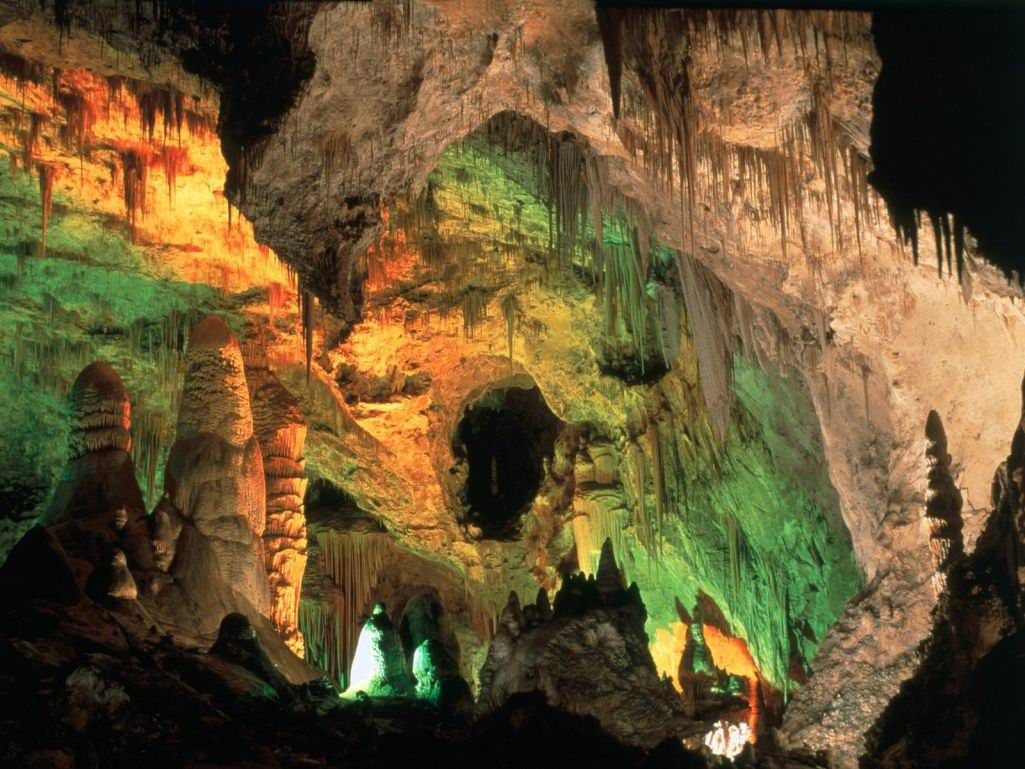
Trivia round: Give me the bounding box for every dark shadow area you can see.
[870,9,1025,278]
[454,386,559,540]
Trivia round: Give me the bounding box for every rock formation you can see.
[246,349,309,656]
[863,379,1025,768]
[209,612,294,701]
[477,539,695,748]
[24,361,153,608]
[159,317,270,615]
[347,603,416,697]
[45,362,146,530]
[0,4,1022,768]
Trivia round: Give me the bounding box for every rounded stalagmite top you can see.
[69,361,132,458]
[178,316,254,446]
[189,316,236,350]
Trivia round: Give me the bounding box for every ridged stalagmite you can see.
[46,361,146,529]
[245,347,309,655]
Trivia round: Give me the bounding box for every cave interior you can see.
[0,2,1024,768]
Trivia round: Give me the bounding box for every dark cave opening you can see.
[453,386,559,540]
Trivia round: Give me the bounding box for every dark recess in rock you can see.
[453,386,560,540]
[870,9,1025,279]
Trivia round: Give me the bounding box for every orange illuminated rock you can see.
[246,350,309,655]
[162,317,270,615]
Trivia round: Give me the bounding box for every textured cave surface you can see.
[0,2,1024,768]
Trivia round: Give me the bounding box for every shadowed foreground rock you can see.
[862,384,1025,768]
[477,539,698,748]
[0,535,717,768]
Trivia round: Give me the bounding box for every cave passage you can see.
[454,386,559,540]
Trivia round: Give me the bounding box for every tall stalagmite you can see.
[246,349,309,655]
[160,317,270,614]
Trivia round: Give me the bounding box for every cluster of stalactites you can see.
[302,529,391,688]
[0,50,212,252]
[600,8,882,270]
[392,111,666,372]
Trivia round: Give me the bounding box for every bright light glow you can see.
[346,604,388,694]
[704,720,751,759]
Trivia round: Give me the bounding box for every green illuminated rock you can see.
[347,603,416,697]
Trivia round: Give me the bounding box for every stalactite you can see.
[0,52,47,90]
[610,10,875,269]
[22,112,44,169]
[645,419,666,545]
[462,286,489,340]
[37,163,56,258]
[301,529,391,689]
[596,7,625,119]
[57,89,94,155]
[120,146,150,242]
[501,293,517,361]
[160,146,187,206]
[320,129,354,193]
[301,287,314,381]
[130,82,185,143]
[676,251,733,441]
[571,493,630,581]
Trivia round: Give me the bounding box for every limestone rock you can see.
[85,549,138,602]
[246,353,309,656]
[477,550,693,748]
[0,525,81,606]
[163,317,270,615]
[45,362,146,535]
[209,612,293,699]
[863,377,1025,768]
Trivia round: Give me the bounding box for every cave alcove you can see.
[398,593,461,668]
[453,385,560,540]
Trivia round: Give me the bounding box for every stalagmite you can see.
[160,316,270,614]
[924,410,964,593]
[347,603,416,696]
[246,347,309,655]
[46,362,148,534]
